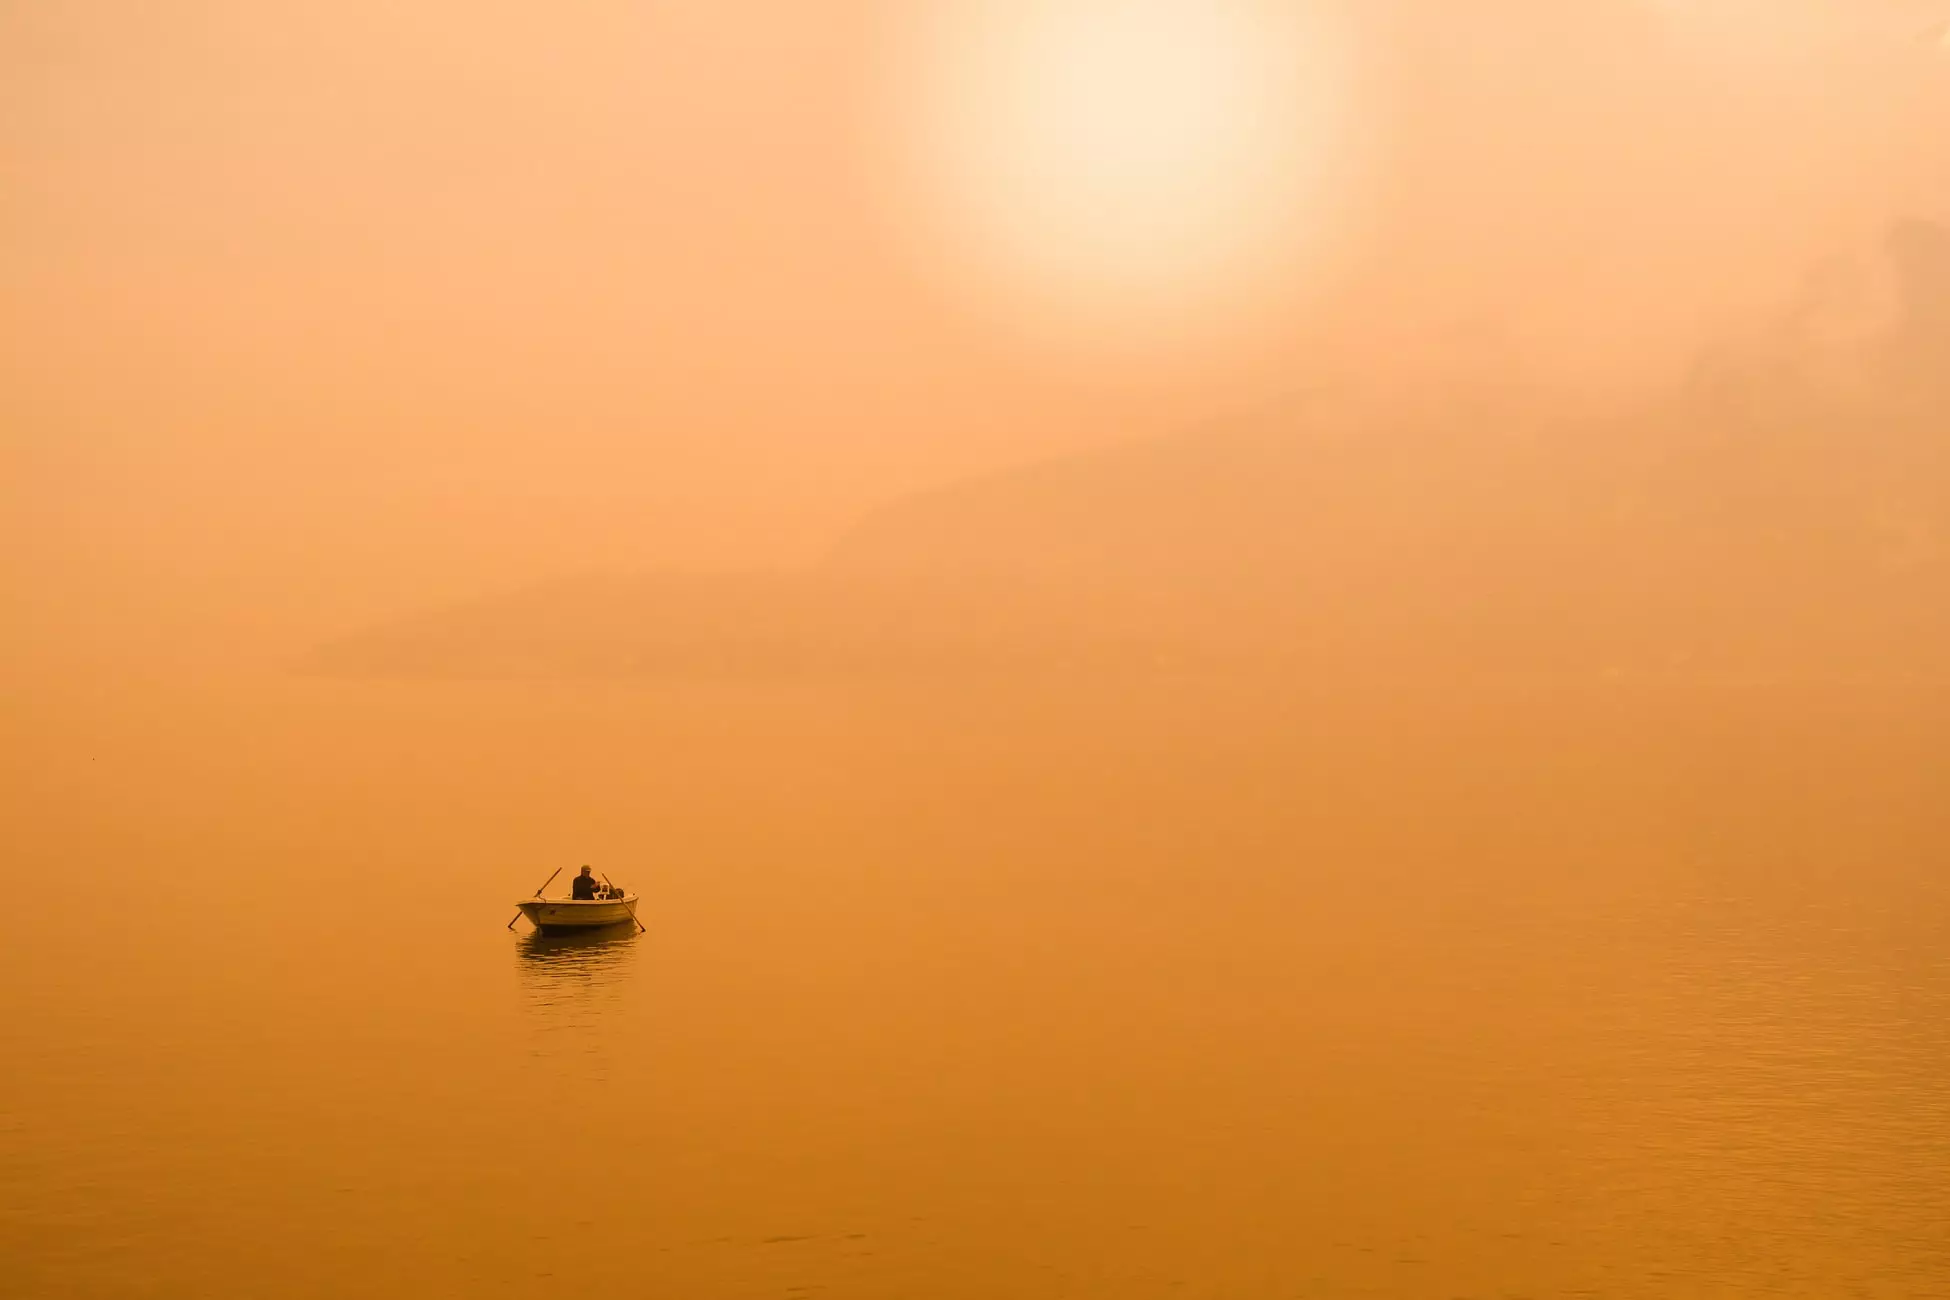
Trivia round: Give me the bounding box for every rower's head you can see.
[579,865,593,877]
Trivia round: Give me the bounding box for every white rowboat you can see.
[514,894,640,934]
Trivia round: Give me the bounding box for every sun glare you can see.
[880,1,1357,352]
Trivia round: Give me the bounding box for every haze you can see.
[6,0,1945,664]
[5,3,1949,1298]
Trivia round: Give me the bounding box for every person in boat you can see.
[571,866,599,900]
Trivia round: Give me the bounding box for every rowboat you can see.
[514,893,640,934]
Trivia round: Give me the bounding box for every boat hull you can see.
[515,895,639,933]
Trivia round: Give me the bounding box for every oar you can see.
[507,867,563,930]
[601,871,647,932]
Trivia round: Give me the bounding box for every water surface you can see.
[4,672,1947,1297]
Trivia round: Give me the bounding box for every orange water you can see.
[5,672,1947,1298]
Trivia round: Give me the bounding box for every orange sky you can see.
[4,0,1945,664]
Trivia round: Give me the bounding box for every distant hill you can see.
[307,222,1950,683]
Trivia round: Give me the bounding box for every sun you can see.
[877,0,1358,352]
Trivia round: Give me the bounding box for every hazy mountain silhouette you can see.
[308,221,1950,683]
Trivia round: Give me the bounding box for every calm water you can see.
[4,671,1948,1298]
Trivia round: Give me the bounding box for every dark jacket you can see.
[571,874,597,900]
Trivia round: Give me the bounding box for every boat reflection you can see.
[514,922,642,1015]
